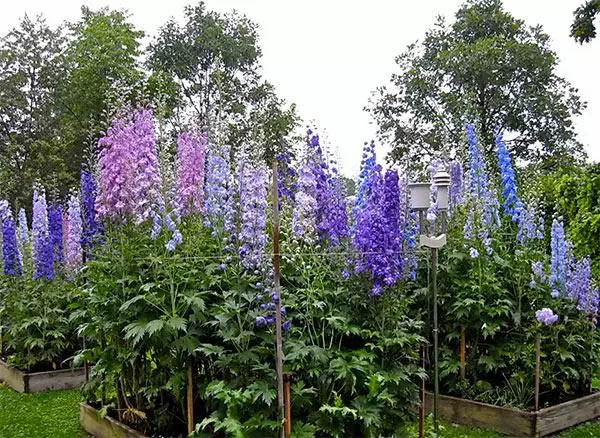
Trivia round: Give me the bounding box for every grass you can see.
[0,384,600,437]
[0,384,85,438]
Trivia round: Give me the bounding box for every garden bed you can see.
[424,391,600,436]
[0,359,87,393]
[80,403,149,438]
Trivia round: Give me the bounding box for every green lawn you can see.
[0,384,85,438]
[0,383,600,437]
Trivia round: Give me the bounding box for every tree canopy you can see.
[369,0,585,170]
[571,0,600,43]
[0,2,297,208]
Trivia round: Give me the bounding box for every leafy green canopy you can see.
[571,0,600,43]
[369,0,585,170]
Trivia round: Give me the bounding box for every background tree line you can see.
[0,2,299,210]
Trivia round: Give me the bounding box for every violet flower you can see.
[176,131,206,216]
[536,308,559,325]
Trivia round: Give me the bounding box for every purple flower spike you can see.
[176,131,206,216]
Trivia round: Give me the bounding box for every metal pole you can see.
[271,160,285,438]
[418,344,426,438]
[432,246,440,436]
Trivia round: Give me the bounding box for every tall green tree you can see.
[58,6,144,172]
[0,15,68,208]
[147,1,297,157]
[571,0,600,43]
[369,0,585,169]
[147,2,261,129]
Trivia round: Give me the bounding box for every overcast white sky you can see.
[1,0,598,175]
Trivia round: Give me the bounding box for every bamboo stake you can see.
[283,372,292,438]
[271,160,285,438]
[187,362,194,435]
[535,331,541,411]
[460,327,466,379]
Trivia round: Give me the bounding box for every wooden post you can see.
[272,159,285,438]
[283,372,292,437]
[418,344,426,438]
[115,378,123,421]
[187,362,194,435]
[590,316,595,394]
[460,327,466,379]
[535,332,541,411]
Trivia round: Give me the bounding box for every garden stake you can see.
[460,327,466,379]
[431,246,440,436]
[418,343,426,438]
[283,372,292,438]
[535,331,541,411]
[271,159,285,438]
[187,362,194,434]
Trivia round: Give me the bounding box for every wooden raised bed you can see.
[424,391,600,436]
[0,359,87,393]
[80,403,148,438]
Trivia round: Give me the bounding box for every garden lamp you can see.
[409,167,450,438]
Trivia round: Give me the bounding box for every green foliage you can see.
[532,164,600,278]
[424,203,599,409]
[0,275,83,372]
[58,6,145,171]
[369,0,585,170]
[147,1,299,160]
[571,0,600,43]
[0,15,70,208]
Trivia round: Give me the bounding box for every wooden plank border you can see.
[424,392,600,436]
[424,392,536,437]
[80,403,149,438]
[537,391,600,436]
[0,359,86,393]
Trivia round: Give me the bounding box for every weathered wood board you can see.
[537,391,600,436]
[80,404,149,438]
[0,359,86,393]
[424,392,536,437]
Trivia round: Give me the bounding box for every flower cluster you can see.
[353,162,409,297]
[449,160,463,213]
[176,131,205,216]
[536,308,559,325]
[463,123,499,254]
[401,179,419,280]
[48,204,64,270]
[276,152,297,203]
[96,108,163,224]
[204,142,235,236]
[292,164,318,243]
[354,140,376,218]
[517,204,544,245]
[495,133,523,222]
[550,218,569,298]
[66,194,83,274]
[32,190,53,280]
[1,203,21,276]
[80,169,100,255]
[237,155,269,271]
[17,208,28,243]
[319,163,349,246]
[566,257,599,316]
